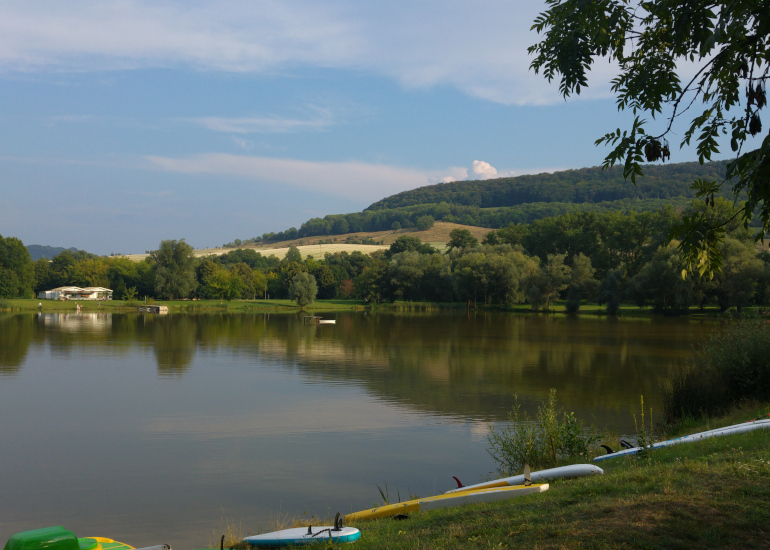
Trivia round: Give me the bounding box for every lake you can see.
[0,311,716,548]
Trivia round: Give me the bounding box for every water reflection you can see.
[40,312,113,332]
[0,310,718,549]
[0,311,715,424]
[0,314,37,376]
[150,315,197,376]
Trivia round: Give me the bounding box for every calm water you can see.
[0,311,716,548]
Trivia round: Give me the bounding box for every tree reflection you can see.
[0,314,35,376]
[0,311,712,431]
[150,315,197,376]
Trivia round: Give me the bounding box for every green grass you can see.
[0,298,370,313]
[199,405,770,550]
[338,406,770,549]
[0,298,751,317]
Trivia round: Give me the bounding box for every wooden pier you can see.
[138,305,169,314]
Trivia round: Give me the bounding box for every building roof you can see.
[48,286,112,292]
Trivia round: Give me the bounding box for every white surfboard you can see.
[445,464,603,493]
[243,526,360,547]
[593,418,770,462]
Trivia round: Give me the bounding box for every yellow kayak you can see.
[345,483,549,521]
[75,538,133,550]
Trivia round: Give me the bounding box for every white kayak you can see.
[345,483,548,521]
[593,417,770,462]
[445,464,603,494]
[243,526,360,547]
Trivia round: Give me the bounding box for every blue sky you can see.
[0,0,715,255]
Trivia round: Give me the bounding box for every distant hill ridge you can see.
[240,160,732,245]
[26,245,80,261]
[366,160,728,211]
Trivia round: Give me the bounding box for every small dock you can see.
[138,305,169,314]
[303,316,335,325]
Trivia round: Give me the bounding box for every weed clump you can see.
[664,320,770,423]
[486,389,601,474]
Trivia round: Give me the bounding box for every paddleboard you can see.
[345,483,548,521]
[243,527,360,547]
[594,418,770,462]
[3,528,154,550]
[445,464,603,493]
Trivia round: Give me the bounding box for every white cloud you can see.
[185,107,335,134]
[440,166,469,183]
[145,153,437,201]
[0,0,614,105]
[471,160,498,179]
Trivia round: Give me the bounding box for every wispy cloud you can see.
[0,0,614,105]
[145,153,442,201]
[184,107,335,134]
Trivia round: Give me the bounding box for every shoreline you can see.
[0,298,741,317]
[215,405,770,550]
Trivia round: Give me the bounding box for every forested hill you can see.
[246,160,736,244]
[26,245,81,261]
[366,160,728,211]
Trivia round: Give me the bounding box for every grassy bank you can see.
[0,298,370,313]
[206,406,770,550]
[0,298,738,316]
[339,406,769,549]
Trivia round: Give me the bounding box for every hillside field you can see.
[121,221,490,261]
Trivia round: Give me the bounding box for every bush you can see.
[416,215,435,231]
[487,389,601,474]
[289,272,318,307]
[564,286,581,313]
[664,320,770,423]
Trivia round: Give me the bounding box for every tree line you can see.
[3,198,769,313]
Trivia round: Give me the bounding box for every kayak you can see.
[242,527,360,547]
[593,418,770,462]
[445,464,603,494]
[345,483,549,521]
[3,527,167,550]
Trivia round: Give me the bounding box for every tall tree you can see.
[530,0,770,276]
[0,235,35,298]
[713,237,764,311]
[626,243,695,313]
[49,249,77,288]
[597,269,623,314]
[284,246,303,264]
[565,253,598,312]
[289,272,318,307]
[150,239,198,300]
[524,253,571,311]
[447,228,479,250]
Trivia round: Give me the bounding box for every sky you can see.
[0,0,719,255]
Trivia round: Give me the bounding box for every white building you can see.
[38,286,113,301]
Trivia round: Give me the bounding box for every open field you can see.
[119,221,491,261]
